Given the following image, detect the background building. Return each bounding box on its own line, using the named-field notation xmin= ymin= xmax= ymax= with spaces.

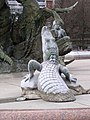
xmin=6 ymin=0 xmax=23 ymax=14
xmin=37 ymin=0 xmax=46 ymax=8
xmin=6 ymin=0 xmax=54 ymax=14
xmin=37 ymin=0 xmax=54 ymax=8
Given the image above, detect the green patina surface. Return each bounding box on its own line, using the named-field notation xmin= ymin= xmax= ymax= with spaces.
xmin=0 ymin=0 xmax=78 ymax=72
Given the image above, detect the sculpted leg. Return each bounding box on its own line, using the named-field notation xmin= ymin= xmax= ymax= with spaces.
xmin=17 ymin=60 xmax=42 ymax=101
xmin=28 ymin=59 xmax=42 ymax=79
xmin=21 ymin=60 xmax=42 ymax=89
xmin=59 ymin=64 xmax=77 ymax=83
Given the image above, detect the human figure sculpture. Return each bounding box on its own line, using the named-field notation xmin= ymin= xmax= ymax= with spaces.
xmin=50 ymin=20 xmax=72 ymax=57
xmin=50 ymin=20 xmax=74 ymax=65
xmin=51 ymin=20 xmax=67 ymax=39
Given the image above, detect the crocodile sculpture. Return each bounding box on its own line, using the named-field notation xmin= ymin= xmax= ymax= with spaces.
xmin=18 ymin=26 xmax=80 ymax=102
xmin=37 ymin=57 xmax=75 ymax=102
xmin=18 ymin=26 xmax=90 ymax=102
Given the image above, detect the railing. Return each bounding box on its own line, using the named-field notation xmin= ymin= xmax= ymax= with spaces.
xmin=71 ymin=38 xmax=90 ymax=50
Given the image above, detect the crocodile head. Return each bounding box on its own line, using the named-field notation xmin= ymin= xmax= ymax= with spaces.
xmin=41 ymin=26 xmax=59 ymax=62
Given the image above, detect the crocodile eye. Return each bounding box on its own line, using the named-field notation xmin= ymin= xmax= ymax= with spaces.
xmin=46 ymin=39 xmax=50 ymax=42
xmin=47 ymin=47 xmax=50 ymax=50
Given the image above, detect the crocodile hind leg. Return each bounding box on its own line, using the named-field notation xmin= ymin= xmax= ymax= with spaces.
xmin=18 ymin=60 xmax=42 ymax=101
xmin=28 ymin=59 xmax=42 ymax=79
xmin=21 ymin=59 xmax=42 ymax=89
xmin=69 ymin=85 xmax=90 ymax=95
xmin=63 ymin=77 xmax=90 ymax=96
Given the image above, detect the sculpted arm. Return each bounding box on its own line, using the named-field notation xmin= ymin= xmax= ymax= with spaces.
xmin=54 ymin=1 xmax=78 ymax=13
xmin=0 ymin=48 xmax=13 ymax=65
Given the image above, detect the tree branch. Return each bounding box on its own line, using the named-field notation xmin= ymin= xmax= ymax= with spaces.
xmin=54 ymin=1 xmax=78 ymax=13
